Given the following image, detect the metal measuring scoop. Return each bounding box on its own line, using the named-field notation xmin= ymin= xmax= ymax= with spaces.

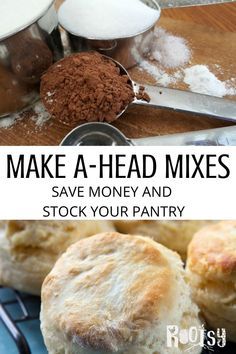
xmin=109 ymin=57 xmax=236 ymax=122
xmin=60 ymin=56 xmax=236 ymax=146
xmin=60 ymin=122 xmax=236 ymax=146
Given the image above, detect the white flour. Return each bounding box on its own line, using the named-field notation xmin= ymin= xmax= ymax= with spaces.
xmin=183 ymin=65 xmax=228 ymax=97
xmin=58 ymin=0 xmax=160 ymax=39
xmin=0 ymin=0 xmax=52 ymax=39
xmin=138 ymin=28 xmax=235 ymax=98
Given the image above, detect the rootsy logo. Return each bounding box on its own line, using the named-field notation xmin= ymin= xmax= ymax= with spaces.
xmin=166 ymin=325 xmax=226 ymax=352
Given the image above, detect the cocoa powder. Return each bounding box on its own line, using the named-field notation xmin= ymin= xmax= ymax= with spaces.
xmin=136 ymin=85 xmax=151 ymax=102
xmin=40 ymin=52 xmax=135 ymax=123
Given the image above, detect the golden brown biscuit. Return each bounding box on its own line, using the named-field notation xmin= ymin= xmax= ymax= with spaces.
xmin=41 ymin=232 xmax=202 ymax=354
xmin=114 ymin=220 xmax=215 ymax=260
xmin=186 ymin=221 xmax=236 ymax=342
xmin=0 ymin=221 xmax=114 ymax=295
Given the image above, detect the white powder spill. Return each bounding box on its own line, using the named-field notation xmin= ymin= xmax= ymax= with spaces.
xmin=183 ymin=65 xmax=236 ymax=97
xmin=135 ymin=27 xmax=191 ymax=86
xmin=0 ymin=102 xmax=51 ymax=130
xmin=58 ymin=0 xmax=160 ymax=40
xmin=31 ymin=102 xmax=51 ymax=128
xmin=0 ymin=0 xmax=52 ymax=40
xmin=151 ymin=28 xmax=191 ymax=69
xmin=135 ymin=28 xmax=235 ymax=98
xmin=139 ymin=60 xmax=175 ymax=86
xmin=0 ymin=115 xmax=19 ymax=129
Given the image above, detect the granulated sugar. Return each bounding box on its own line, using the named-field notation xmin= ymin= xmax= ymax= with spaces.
xmin=58 ymin=0 xmax=160 ymax=39
xmin=0 ymin=0 xmax=52 ymax=39
xmin=151 ymin=28 xmax=191 ymax=68
xmin=137 ymin=27 xmax=191 ymax=85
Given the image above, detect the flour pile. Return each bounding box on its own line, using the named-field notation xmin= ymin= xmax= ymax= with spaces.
xmin=138 ymin=28 xmax=236 ymax=98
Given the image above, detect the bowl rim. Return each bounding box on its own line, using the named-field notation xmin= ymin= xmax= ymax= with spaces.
xmin=0 ymin=0 xmax=55 ymax=41
xmin=59 ymin=0 xmax=161 ymax=41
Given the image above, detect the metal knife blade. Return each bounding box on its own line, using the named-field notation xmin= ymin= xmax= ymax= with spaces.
xmin=159 ymin=0 xmax=235 ymax=9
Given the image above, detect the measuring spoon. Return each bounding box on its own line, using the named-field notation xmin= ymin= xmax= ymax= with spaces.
xmin=60 ymin=122 xmax=236 ymax=146
xmin=110 ymin=56 xmax=236 ymax=123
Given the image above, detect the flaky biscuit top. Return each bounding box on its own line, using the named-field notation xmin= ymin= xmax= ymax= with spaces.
xmin=187 ymin=221 xmax=236 ymax=281
xmin=41 ymin=232 xmax=180 ymax=352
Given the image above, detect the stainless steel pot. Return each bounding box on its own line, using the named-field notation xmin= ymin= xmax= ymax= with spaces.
xmin=59 ymin=0 xmax=160 ymax=69
xmin=0 ymin=0 xmax=63 ymax=117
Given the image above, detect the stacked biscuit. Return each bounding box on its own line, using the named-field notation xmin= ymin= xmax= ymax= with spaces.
xmin=41 ymin=232 xmax=202 ymax=354
xmin=114 ymin=220 xmax=216 ymax=259
xmin=0 ymin=220 xmax=214 ymax=294
xmin=0 ymin=220 xmax=114 ymax=295
xmin=186 ymin=221 xmax=236 ymax=342
xmin=0 ymin=220 xmax=235 ymax=353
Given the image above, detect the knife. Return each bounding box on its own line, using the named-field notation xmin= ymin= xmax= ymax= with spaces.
xmin=159 ymin=0 xmax=235 ymax=9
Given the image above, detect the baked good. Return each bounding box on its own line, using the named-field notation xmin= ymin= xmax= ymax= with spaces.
xmin=114 ymin=220 xmax=215 ymax=260
xmin=0 ymin=221 xmax=114 ymax=295
xmin=186 ymin=221 xmax=236 ymax=342
xmin=41 ymin=232 xmax=202 ymax=354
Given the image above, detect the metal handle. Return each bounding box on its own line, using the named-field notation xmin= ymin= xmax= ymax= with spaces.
xmin=133 ymin=84 xmax=236 ymax=123
xmin=159 ymin=0 xmax=235 ymax=9
xmin=0 ymin=303 xmax=31 ymax=354
xmin=132 ymin=126 xmax=236 ymax=146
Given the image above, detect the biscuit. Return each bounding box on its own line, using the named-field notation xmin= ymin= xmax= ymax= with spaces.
xmin=186 ymin=221 xmax=236 ymax=342
xmin=0 ymin=221 xmax=114 ymax=295
xmin=114 ymin=220 xmax=215 ymax=260
xmin=41 ymin=232 xmax=202 ymax=354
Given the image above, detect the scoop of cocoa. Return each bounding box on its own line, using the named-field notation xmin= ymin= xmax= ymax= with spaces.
xmin=40 ymin=52 xmax=149 ymax=124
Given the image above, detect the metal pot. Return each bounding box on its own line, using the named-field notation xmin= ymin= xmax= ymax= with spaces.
xmin=0 ymin=0 xmax=63 ymax=117
xmin=59 ymin=0 xmax=160 ymax=69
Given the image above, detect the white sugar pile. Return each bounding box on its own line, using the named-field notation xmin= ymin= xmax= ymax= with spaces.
xmin=0 ymin=0 xmax=52 ymax=39
xmin=58 ymin=0 xmax=160 ymax=39
xmin=137 ymin=27 xmax=191 ymax=86
xmin=151 ymin=28 xmax=191 ymax=68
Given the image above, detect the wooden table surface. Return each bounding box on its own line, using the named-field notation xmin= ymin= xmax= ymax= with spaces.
xmin=0 ymin=1 xmax=235 ymax=145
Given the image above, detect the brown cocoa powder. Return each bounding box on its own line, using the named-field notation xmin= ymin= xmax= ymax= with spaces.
xmin=136 ymin=85 xmax=151 ymax=102
xmin=40 ymin=52 xmax=135 ymax=123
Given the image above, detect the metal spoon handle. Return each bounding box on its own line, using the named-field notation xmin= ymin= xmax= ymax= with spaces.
xmin=134 ymin=84 xmax=236 ymax=123
xmin=132 ymin=126 xmax=236 ymax=146
xmin=159 ymin=0 xmax=235 ymax=9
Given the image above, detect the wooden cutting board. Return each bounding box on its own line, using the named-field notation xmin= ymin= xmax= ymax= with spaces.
xmin=0 ymin=1 xmax=235 ymax=145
